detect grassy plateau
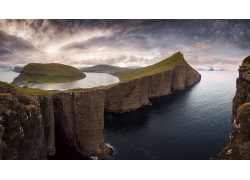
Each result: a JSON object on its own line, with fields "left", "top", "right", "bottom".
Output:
{"left": 112, "top": 52, "right": 184, "bottom": 82}
{"left": 16, "top": 63, "right": 86, "bottom": 83}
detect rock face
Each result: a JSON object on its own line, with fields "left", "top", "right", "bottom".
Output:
{"left": 212, "top": 56, "right": 250, "bottom": 160}
{"left": 105, "top": 58, "right": 201, "bottom": 112}
{"left": 52, "top": 90, "right": 112, "bottom": 158}
{"left": 13, "top": 66, "right": 24, "bottom": 73}
{"left": 0, "top": 86, "right": 55, "bottom": 160}
{"left": 0, "top": 56, "right": 201, "bottom": 159}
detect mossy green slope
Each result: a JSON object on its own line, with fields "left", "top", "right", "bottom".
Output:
{"left": 112, "top": 52, "right": 184, "bottom": 82}
{"left": 0, "top": 81, "right": 52, "bottom": 96}
{"left": 79, "top": 64, "right": 131, "bottom": 73}
{"left": 17, "top": 63, "right": 86, "bottom": 83}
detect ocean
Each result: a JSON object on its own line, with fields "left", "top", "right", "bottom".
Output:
{"left": 103, "top": 71, "right": 238, "bottom": 160}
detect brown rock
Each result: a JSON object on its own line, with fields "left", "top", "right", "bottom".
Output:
{"left": 212, "top": 57, "right": 250, "bottom": 160}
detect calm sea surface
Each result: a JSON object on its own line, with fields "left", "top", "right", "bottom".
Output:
{"left": 103, "top": 71, "right": 238, "bottom": 160}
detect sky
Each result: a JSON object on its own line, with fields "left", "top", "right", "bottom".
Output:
{"left": 0, "top": 19, "right": 250, "bottom": 70}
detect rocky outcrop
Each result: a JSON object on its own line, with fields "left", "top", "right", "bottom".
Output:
{"left": 0, "top": 84, "right": 55, "bottom": 160}
{"left": 212, "top": 56, "right": 250, "bottom": 160}
{"left": 13, "top": 66, "right": 24, "bottom": 73}
{"left": 52, "top": 90, "right": 112, "bottom": 158}
{"left": 105, "top": 58, "right": 201, "bottom": 112}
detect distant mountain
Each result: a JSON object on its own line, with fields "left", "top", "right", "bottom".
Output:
{"left": 13, "top": 66, "right": 24, "bottom": 73}
{"left": 127, "top": 66, "right": 142, "bottom": 69}
{"left": 79, "top": 64, "right": 131, "bottom": 73}
{"left": 208, "top": 67, "right": 214, "bottom": 71}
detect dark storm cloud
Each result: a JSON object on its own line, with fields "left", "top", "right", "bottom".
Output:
{"left": 0, "top": 19, "right": 250, "bottom": 69}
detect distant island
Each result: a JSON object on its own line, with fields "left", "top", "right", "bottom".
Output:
{"left": 12, "top": 63, "right": 86, "bottom": 85}
{"left": 208, "top": 67, "right": 214, "bottom": 71}
{"left": 196, "top": 67, "right": 228, "bottom": 71}
{"left": 13, "top": 66, "right": 24, "bottom": 73}
{"left": 78, "top": 64, "right": 131, "bottom": 73}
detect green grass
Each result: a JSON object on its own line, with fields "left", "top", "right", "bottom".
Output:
{"left": 79, "top": 64, "right": 131, "bottom": 74}
{"left": 17, "top": 63, "right": 86, "bottom": 83}
{"left": 0, "top": 81, "right": 51, "bottom": 96}
{"left": 112, "top": 52, "right": 184, "bottom": 82}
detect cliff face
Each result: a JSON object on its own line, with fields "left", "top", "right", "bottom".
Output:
{"left": 105, "top": 58, "right": 201, "bottom": 112}
{"left": 52, "top": 90, "right": 112, "bottom": 158}
{"left": 212, "top": 56, "right": 250, "bottom": 160}
{"left": 0, "top": 56, "right": 201, "bottom": 159}
{"left": 0, "top": 85, "right": 55, "bottom": 160}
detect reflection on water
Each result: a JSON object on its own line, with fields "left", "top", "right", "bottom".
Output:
{"left": 103, "top": 71, "right": 238, "bottom": 160}
{"left": 27, "top": 72, "right": 119, "bottom": 90}
{"left": 0, "top": 71, "right": 119, "bottom": 90}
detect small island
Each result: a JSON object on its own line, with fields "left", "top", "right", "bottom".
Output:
{"left": 208, "top": 67, "right": 214, "bottom": 71}
{"left": 12, "top": 63, "right": 86, "bottom": 85}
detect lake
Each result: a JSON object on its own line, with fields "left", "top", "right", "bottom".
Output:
{"left": 0, "top": 70, "right": 119, "bottom": 89}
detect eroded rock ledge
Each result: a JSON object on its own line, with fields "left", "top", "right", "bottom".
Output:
{"left": 0, "top": 57, "right": 201, "bottom": 159}
{"left": 212, "top": 56, "right": 250, "bottom": 160}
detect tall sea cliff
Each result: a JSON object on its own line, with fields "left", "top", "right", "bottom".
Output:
{"left": 0, "top": 53, "right": 201, "bottom": 159}
{"left": 212, "top": 56, "right": 250, "bottom": 159}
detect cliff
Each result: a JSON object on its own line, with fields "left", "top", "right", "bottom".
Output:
{"left": 0, "top": 82, "right": 55, "bottom": 159}
{"left": 105, "top": 55, "right": 201, "bottom": 112}
{"left": 13, "top": 66, "right": 24, "bottom": 73}
{"left": 52, "top": 90, "right": 112, "bottom": 158}
{"left": 0, "top": 52, "right": 201, "bottom": 159}
{"left": 212, "top": 56, "right": 250, "bottom": 160}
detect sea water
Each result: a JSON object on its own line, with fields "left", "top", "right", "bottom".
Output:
{"left": 103, "top": 71, "right": 238, "bottom": 160}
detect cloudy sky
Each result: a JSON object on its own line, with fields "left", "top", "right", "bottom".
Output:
{"left": 0, "top": 19, "right": 250, "bottom": 70}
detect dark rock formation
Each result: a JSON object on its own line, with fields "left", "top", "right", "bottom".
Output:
{"left": 0, "top": 87, "right": 55, "bottom": 160}
{"left": 212, "top": 56, "right": 250, "bottom": 160}
{"left": 13, "top": 66, "right": 24, "bottom": 73}
{"left": 52, "top": 90, "right": 112, "bottom": 158}
{"left": 105, "top": 58, "right": 201, "bottom": 112}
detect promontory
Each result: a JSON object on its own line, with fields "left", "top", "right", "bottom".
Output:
{"left": 0, "top": 52, "right": 201, "bottom": 159}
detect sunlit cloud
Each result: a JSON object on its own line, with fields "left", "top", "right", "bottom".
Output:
{"left": 0, "top": 19, "right": 250, "bottom": 70}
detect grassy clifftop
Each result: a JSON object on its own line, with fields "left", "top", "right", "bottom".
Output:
{"left": 15, "top": 63, "right": 86, "bottom": 84}
{"left": 0, "top": 81, "right": 52, "bottom": 96}
{"left": 112, "top": 52, "right": 184, "bottom": 82}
